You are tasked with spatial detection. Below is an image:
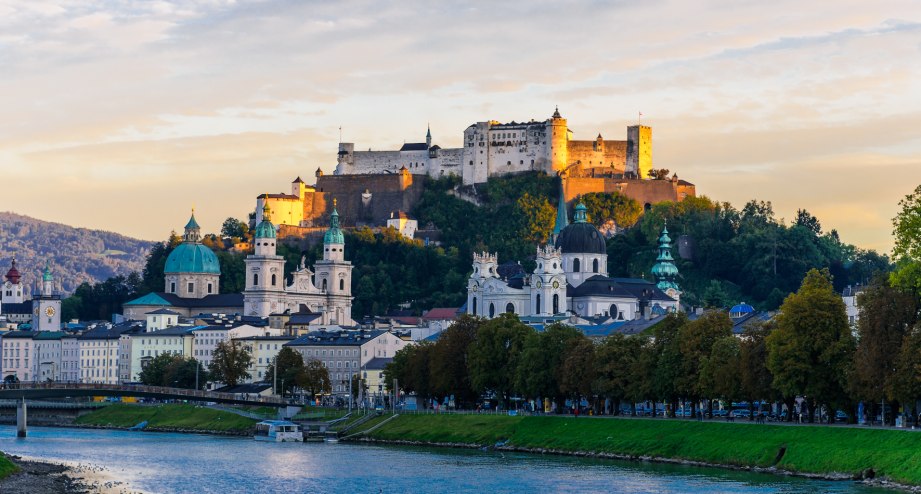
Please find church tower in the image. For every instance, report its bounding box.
[651,224,681,305]
[531,245,567,316]
[467,251,498,317]
[32,262,61,331]
[313,200,353,325]
[3,258,25,304]
[244,202,286,317]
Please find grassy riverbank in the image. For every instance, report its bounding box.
[365,414,921,485]
[74,404,257,433]
[0,454,18,479]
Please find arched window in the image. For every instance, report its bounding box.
[271,274,277,286]
[472,297,478,315]
[573,258,580,272]
[610,304,618,319]
[207,283,213,294]
[322,279,327,291]
[339,279,345,291]
[489,303,495,318]
[536,294,541,314]
[593,259,599,273]
[253,274,258,286]
[552,294,559,314]
[506,303,515,314]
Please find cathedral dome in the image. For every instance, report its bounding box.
[5,259,21,284]
[554,203,606,254]
[255,202,276,239]
[165,243,221,274]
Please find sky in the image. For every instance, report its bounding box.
[1,0,920,253]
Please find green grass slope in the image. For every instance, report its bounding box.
[75,404,257,432]
[368,415,921,485]
[0,455,19,479]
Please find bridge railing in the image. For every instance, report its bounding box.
[0,382,287,406]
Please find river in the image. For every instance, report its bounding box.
[0,426,888,494]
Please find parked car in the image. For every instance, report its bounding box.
[733,409,752,419]
[835,410,849,423]
[712,409,728,417]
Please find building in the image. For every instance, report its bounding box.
[0,259,62,331]
[335,109,653,185]
[79,322,139,384]
[192,322,272,370]
[123,213,244,320]
[842,285,865,327]
[235,335,295,382]
[0,259,30,325]
[1,331,36,381]
[466,194,679,320]
[123,325,198,383]
[285,330,409,395]
[32,331,65,381]
[362,356,392,404]
[386,211,418,239]
[243,201,354,325]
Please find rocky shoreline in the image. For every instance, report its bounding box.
[352,437,919,492]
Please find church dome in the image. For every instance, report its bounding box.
[554,203,606,254]
[255,202,276,239]
[5,259,21,284]
[165,243,221,274]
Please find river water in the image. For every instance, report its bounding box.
[0,426,887,494]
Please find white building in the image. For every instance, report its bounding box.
[386,211,418,239]
[335,109,654,185]
[234,335,295,382]
[285,330,409,396]
[32,331,64,381]
[842,285,865,327]
[467,198,679,320]
[79,322,139,384]
[192,323,274,370]
[1,331,35,381]
[243,201,353,325]
[61,334,80,382]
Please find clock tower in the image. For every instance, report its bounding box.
[32,262,62,331]
[531,245,567,315]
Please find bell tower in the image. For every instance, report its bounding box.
[314,200,353,325]
[244,202,286,317]
[531,245,567,316]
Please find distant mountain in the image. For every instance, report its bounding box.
[0,212,154,295]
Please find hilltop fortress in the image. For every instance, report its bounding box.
[256,109,694,235]
[335,107,654,185]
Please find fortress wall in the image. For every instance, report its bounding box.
[305,174,426,228]
[564,177,695,206]
[350,150,403,174]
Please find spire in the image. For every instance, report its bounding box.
[254,195,276,239]
[426,124,432,148]
[552,180,569,240]
[651,224,680,293]
[573,202,588,223]
[426,124,431,139]
[42,261,53,282]
[552,106,562,119]
[5,257,20,284]
[183,209,201,243]
[324,198,344,245]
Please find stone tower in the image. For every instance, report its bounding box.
[313,200,353,325]
[244,202,286,317]
[32,263,61,331]
[531,244,567,316]
[3,258,25,304]
[548,107,569,176]
[627,125,653,180]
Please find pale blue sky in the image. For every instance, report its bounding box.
[1,0,919,252]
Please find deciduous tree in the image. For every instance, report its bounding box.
[208,340,253,387]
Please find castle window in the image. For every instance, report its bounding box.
[339,279,344,291]
[187,283,194,294]
[253,274,259,286]
[593,259,599,273]
[488,303,495,318]
[506,303,514,314]
[520,160,523,165]
[271,274,277,286]
[507,161,511,166]
[573,259,580,272]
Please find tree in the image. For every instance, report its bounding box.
[384,342,434,407]
[208,340,253,387]
[699,336,741,408]
[738,322,776,411]
[165,357,207,389]
[515,323,583,408]
[559,337,596,408]
[138,352,179,387]
[580,192,643,229]
[648,168,671,180]
[651,313,688,415]
[679,311,733,416]
[429,315,480,407]
[221,217,249,239]
[891,185,921,293]
[593,333,644,415]
[795,209,822,236]
[766,268,855,422]
[849,278,919,414]
[301,359,331,398]
[468,314,530,407]
[264,347,307,396]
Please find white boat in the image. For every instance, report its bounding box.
[254,420,303,442]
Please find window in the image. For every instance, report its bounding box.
[552,294,559,314]
[271,274,277,286]
[170,282,176,293]
[253,273,259,286]
[322,279,327,291]
[593,259,599,273]
[472,297,477,315]
[339,279,344,291]
[207,283,213,294]
[536,294,541,314]
[573,258,580,272]
[188,282,194,293]
[505,303,514,314]
[488,303,495,318]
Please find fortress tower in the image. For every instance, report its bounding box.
[548,107,569,176]
[626,125,652,179]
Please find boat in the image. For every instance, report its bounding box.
[129,421,148,431]
[324,431,339,443]
[254,420,303,442]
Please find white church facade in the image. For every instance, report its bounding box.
[467,194,680,321]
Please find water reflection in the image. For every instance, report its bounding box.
[0,426,887,494]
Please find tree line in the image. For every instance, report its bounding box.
[385,267,921,424]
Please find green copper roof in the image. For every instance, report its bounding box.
[165,242,220,274]
[651,225,680,292]
[324,202,344,244]
[124,292,172,306]
[254,202,276,239]
[182,211,202,243]
[552,183,569,237]
[185,212,200,230]
[573,202,588,223]
[42,263,53,282]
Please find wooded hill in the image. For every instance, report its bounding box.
[0,212,153,294]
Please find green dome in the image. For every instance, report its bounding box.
[165,242,221,274]
[255,219,276,239]
[324,202,344,244]
[42,263,53,282]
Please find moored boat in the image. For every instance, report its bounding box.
[254,420,303,442]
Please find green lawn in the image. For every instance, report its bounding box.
[75,404,257,432]
[0,455,19,479]
[368,415,921,485]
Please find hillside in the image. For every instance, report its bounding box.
[0,212,153,294]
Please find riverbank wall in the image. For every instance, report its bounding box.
[350,414,921,487]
